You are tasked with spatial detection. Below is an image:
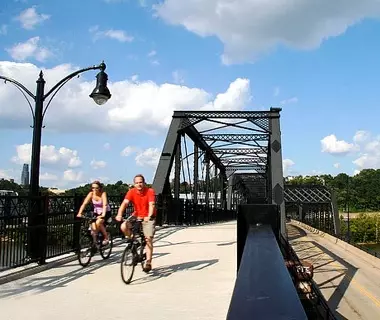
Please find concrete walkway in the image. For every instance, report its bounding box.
[0,221,237,320]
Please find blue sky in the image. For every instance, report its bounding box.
[1,0,380,189]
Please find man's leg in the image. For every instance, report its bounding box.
[142,220,155,272]
[120,216,136,239]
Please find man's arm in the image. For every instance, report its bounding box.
[148,189,156,219]
[116,191,131,220]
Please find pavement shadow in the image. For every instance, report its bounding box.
[286,223,307,241]
[0,248,170,299]
[129,259,219,285]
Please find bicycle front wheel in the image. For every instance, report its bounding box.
[77,232,93,267]
[120,244,136,284]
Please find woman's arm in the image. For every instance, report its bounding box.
[77,192,92,217]
[101,191,108,217]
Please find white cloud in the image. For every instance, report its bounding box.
[11,143,82,169]
[353,130,371,144]
[63,169,84,182]
[90,160,107,169]
[0,25,7,35]
[0,169,14,180]
[333,163,341,168]
[6,37,53,62]
[273,87,280,97]
[280,97,298,105]
[90,25,133,42]
[0,61,252,134]
[40,172,58,181]
[283,158,295,176]
[121,146,140,157]
[135,148,161,168]
[154,0,380,64]
[16,6,50,30]
[150,59,160,66]
[321,134,356,155]
[89,176,111,184]
[103,142,111,150]
[147,50,156,57]
[322,130,380,171]
[130,74,139,82]
[172,70,185,84]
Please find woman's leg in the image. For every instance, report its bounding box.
[96,218,109,245]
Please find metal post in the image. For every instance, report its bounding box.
[30,72,45,198]
[28,72,45,262]
[0,63,110,263]
[347,175,350,243]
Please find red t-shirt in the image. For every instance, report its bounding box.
[124,187,156,218]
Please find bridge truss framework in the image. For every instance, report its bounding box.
[151,109,339,237]
[152,108,287,235]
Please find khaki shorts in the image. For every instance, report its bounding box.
[127,216,155,238]
[142,220,155,238]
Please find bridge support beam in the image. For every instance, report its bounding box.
[269,108,286,237]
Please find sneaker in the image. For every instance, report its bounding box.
[143,261,152,273]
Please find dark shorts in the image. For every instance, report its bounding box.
[92,211,112,224]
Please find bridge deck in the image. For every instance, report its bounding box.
[0,222,237,320]
[287,222,380,320]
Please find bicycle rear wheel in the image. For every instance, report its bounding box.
[120,243,136,284]
[99,230,113,259]
[77,232,93,267]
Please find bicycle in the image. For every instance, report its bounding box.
[120,217,148,284]
[77,214,114,267]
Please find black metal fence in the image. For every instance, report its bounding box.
[0,193,236,271]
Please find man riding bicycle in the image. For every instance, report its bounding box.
[116,174,156,273]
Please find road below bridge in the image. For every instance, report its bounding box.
[0,222,237,320]
[288,222,380,320]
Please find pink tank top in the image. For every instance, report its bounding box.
[92,198,110,215]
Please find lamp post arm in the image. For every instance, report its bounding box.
[43,63,105,99]
[0,75,36,99]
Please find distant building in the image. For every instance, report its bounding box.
[21,164,29,186]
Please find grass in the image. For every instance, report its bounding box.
[339,211,380,219]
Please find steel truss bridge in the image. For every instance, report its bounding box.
[151,108,340,319]
[152,109,339,237]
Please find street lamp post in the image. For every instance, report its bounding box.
[0,61,111,262]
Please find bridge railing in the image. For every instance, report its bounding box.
[0,193,236,271]
[227,204,337,320]
[227,203,308,320]
[155,195,236,226]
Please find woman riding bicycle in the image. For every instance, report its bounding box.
[77,180,111,246]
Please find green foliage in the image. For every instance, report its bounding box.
[64,181,131,196]
[285,169,380,212]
